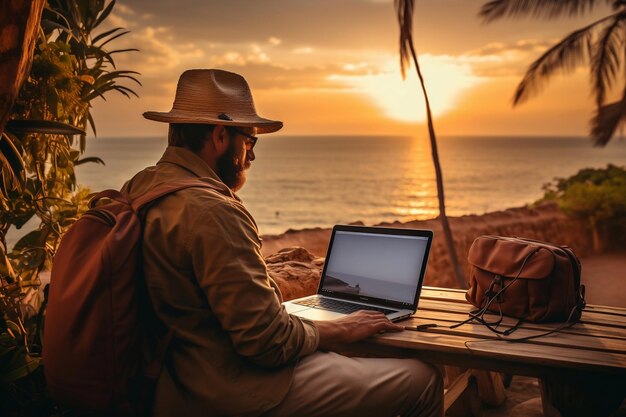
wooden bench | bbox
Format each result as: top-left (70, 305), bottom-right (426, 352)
top-left (340, 286), bottom-right (626, 417)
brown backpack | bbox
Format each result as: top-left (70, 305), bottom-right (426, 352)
top-left (457, 236), bottom-right (586, 338)
top-left (43, 178), bottom-right (212, 416)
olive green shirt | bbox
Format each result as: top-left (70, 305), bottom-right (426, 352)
top-left (121, 146), bottom-right (319, 416)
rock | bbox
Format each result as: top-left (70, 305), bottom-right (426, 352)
top-left (261, 203), bottom-right (594, 289)
top-left (265, 247), bottom-right (316, 264)
top-left (265, 247), bottom-right (324, 301)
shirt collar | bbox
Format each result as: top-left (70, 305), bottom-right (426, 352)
top-left (156, 146), bottom-right (240, 201)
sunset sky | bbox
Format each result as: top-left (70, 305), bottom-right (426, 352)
top-left (91, 0), bottom-right (613, 138)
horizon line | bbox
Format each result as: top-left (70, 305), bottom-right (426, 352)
top-left (84, 133), bottom-right (607, 140)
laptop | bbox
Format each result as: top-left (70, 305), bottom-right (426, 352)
top-left (283, 225), bottom-right (433, 322)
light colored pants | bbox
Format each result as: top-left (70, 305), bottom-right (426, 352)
top-left (263, 351), bottom-right (444, 417)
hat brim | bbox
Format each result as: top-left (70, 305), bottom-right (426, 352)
top-left (143, 110), bottom-right (282, 134)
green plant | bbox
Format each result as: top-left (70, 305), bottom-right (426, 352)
top-left (0, 0), bottom-right (139, 413)
top-left (541, 164), bottom-right (626, 251)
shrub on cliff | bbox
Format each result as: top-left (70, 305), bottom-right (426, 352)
top-left (541, 164), bottom-right (626, 252)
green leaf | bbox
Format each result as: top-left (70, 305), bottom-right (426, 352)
top-left (0, 354), bottom-right (41, 384)
top-left (99, 29), bottom-right (130, 48)
top-left (92, 26), bottom-right (123, 44)
top-left (75, 156), bottom-right (105, 166)
top-left (109, 48), bottom-right (139, 55)
top-left (87, 111), bottom-right (97, 137)
top-left (13, 230), bottom-right (45, 253)
top-left (94, 0), bottom-right (117, 29)
top-left (5, 120), bottom-right (86, 136)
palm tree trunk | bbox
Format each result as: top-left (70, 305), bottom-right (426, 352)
top-left (407, 38), bottom-right (466, 289)
top-left (0, 0), bottom-right (46, 134)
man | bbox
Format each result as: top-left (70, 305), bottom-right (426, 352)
top-left (122, 69), bottom-right (443, 417)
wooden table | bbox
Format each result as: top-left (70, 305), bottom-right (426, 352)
top-left (342, 286), bottom-right (626, 417)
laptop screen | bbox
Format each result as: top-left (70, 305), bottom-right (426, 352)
top-left (320, 228), bottom-right (431, 307)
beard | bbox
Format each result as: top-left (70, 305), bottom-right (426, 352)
top-left (216, 139), bottom-right (249, 191)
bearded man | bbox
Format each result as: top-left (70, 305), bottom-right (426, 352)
top-left (122, 69), bottom-right (443, 417)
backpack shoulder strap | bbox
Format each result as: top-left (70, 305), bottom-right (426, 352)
top-left (130, 178), bottom-right (214, 212)
top-left (89, 189), bottom-right (128, 208)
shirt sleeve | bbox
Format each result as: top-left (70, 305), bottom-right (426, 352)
top-left (187, 199), bottom-right (319, 368)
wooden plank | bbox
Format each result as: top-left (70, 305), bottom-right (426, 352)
top-left (412, 309), bottom-right (626, 338)
top-left (422, 286), bottom-right (626, 318)
top-left (424, 286), bottom-right (467, 294)
top-left (408, 310), bottom-right (626, 340)
top-left (399, 317), bottom-right (626, 355)
top-left (416, 298), bottom-right (626, 328)
top-left (373, 332), bottom-right (626, 372)
top-left (444, 370), bottom-right (483, 417)
top-left (385, 286), bottom-right (626, 373)
top-left (584, 304), bottom-right (626, 317)
top-left (474, 371), bottom-right (506, 407)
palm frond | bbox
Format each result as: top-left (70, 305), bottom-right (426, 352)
top-left (512, 15), bottom-right (614, 105)
top-left (5, 120), bottom-right (85, 136)
top-left (91, 27), bottom-right (124, 45)
top-left (99, 30), bottom-right (130, 48)
top-left (590, 84), bottom-right (626, 145)
top-left (591, 13), bottom-right (626, 107)
top-left (94, 0), bottom-right (117, 29)
top-left (395, 0), bottom-right (415, 79)
top-left (75, 157), bottom-right (105, 166)
top-left (480, 0), bottom-right (611, 23)
top-left (113, 85), bottom-right (139, 98)
top-left (86, 111), bottom-right (97, 138)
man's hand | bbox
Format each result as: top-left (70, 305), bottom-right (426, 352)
top-left (314, 310), bottom-right (405, 350)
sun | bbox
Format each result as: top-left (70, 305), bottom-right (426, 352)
top-left (330, 56), bottom-right (482, 123)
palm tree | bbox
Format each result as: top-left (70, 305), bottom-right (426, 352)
top-left (394, 0), bottom-right (466, 288)
top-left (480, 0), bottom-right (626, 146)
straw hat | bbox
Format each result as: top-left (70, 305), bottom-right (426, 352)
top-left (143, 69), bottom-right (282, 134)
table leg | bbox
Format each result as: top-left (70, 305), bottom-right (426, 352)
top-left (539, 373), bottom-right (626, 417)
top-left (445, 370), bottom-right (483, 417)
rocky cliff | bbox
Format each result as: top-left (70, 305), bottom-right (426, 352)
top-left (265, 203), bottom-right (592, 301)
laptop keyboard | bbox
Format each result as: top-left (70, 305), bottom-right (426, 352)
top-left (293, 297), bottom-right (397, 315)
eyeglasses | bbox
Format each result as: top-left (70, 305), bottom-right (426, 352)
top-left (229, 127), bottom-right (258, 151)
top-left (218, 113), bottom-right (258, 150)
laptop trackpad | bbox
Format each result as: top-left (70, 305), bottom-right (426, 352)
top-left (291, 307), bottom-right (345, 321)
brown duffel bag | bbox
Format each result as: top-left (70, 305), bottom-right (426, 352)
top-left (458, 236), bottom-right (586, 338)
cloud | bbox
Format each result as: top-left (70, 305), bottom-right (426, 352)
top-left (293, 47), bottom-right (314, 54)
top-left (130, 27), bottom-right (205, 73)
top-left (212, 44), bottom-right (272, 66)
top-left (461, 39), bottom-right (555, 77)
top-left (115, 3), bottom-right (135, 15)
top-left (105, 2), bottom-right (137, 28)
top-left (469, 40), bottom-right (554, 56)
top-left (268, 37), bottom-right (282, 46)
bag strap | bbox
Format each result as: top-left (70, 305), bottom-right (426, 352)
top-left (89, 189), bottom-right (127, 208)
top-left (452, 248), bottom-right (587, 342)
top-left (490, 296), bottom-right (585, 342)
top-left (132, 178), bottom-right (214, 416)
top-left (452, 248), bottom-right (541, 336)
top-left (131, 178), bottom-right (215, 212)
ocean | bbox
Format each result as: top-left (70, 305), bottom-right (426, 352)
top-left (6, 135), bottom-right (626, 246)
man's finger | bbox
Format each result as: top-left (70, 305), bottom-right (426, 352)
top-left (373, 320), bottom-right (404, 332)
